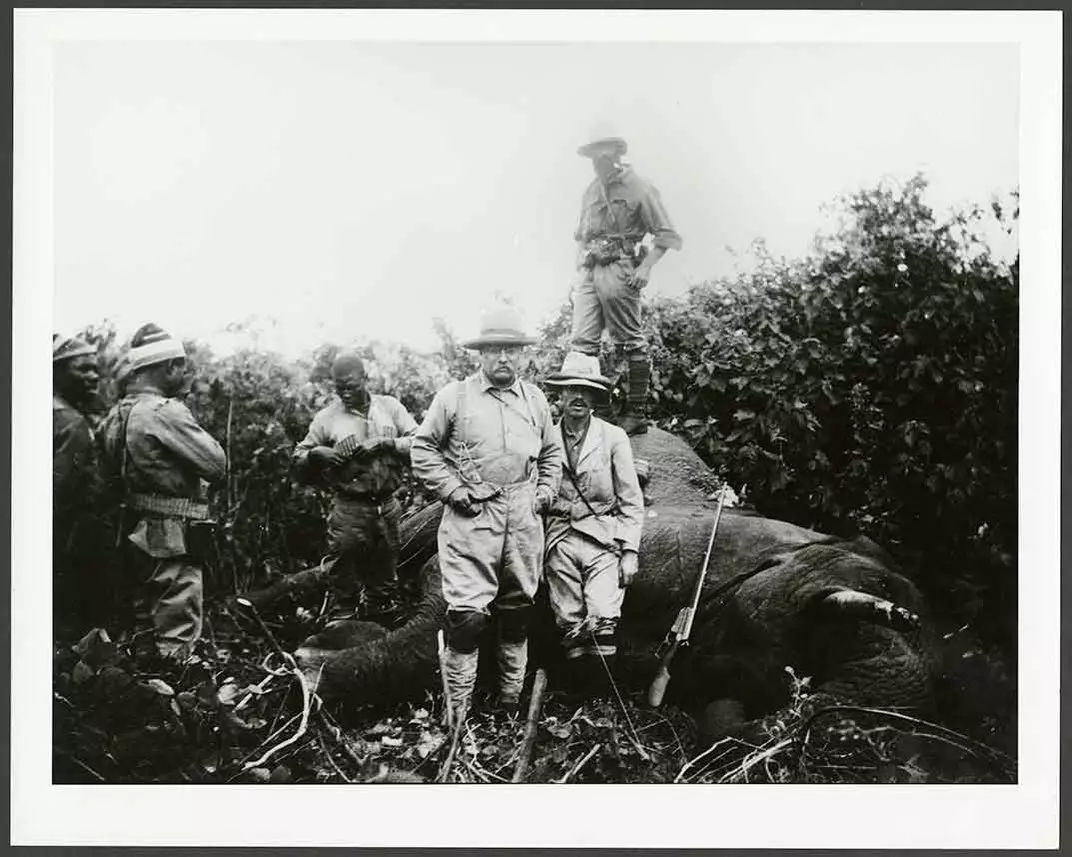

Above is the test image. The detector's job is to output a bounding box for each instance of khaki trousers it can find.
[133,554,204,657]
[545,531,623,657]
[438,481,543,616]
[570,259,646,355]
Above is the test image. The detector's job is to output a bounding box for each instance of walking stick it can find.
[437,630,454,731]
[511,668,549,783]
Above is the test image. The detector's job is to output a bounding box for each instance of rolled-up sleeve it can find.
[390,397,419,456]
[155,401,227,483]
[410,385,464,501]
[610,428,645,551]
[292,411,331,482]
[639,182,682,251]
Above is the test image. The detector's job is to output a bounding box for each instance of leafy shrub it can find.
[640,175,1018,641]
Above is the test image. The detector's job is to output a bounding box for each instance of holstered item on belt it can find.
[581,236,645,270]
[185,519,218,567]
[128,493,210,520]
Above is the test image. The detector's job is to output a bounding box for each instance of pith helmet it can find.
[578,122,628,158]
[461,305,537,350]
[124,322,187,375]
[545,351,613,392]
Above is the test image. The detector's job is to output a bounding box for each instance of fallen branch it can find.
[718,737,795,784]
[556,743,601,784]
[674,736,735,784]
[242,661,323,772]
[437,702,470,784]
[511,668,548,783]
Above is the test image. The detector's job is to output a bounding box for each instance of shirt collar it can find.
[477,371,522,396]
[562,414,591,441]
[335,392,372,415]
[126,378,167,397]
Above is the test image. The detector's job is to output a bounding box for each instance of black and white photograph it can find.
[13,7,1061,849]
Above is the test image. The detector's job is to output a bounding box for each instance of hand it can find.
[448,484,500,516]
[628,265,652,289]
[354,437,395,457]
[618,549,639,588]
[309,446,344,468]
[532,486,555,517]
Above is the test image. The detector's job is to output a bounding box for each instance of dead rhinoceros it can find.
[285,428,938,733]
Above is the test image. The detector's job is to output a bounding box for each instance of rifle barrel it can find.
[682,485,728,640]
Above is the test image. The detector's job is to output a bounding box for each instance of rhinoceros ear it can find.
[818,589,920,632]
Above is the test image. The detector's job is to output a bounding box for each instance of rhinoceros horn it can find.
[820,588,920,631]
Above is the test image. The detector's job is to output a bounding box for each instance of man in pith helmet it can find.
[571,125,682,435]
[98,323,226,659]
[411,305,563,721]
[543,351,644,697]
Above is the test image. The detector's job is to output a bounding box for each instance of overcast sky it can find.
[52,41,1019,355]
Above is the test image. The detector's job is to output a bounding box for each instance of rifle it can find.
[647,485,728,708]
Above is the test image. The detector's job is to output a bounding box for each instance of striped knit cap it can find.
[125,323,186,375]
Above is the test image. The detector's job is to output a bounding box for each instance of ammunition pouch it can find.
[582,236,645,270]
[129,493,211,520]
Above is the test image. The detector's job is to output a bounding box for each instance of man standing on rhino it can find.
[571,126,682,435]
[411,306,562,720]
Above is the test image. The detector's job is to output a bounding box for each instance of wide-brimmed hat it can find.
[124,322,186,375]
[577,123,628,158]
[52,334,97,364]
[461,306,537,350]
[545,351,613,392]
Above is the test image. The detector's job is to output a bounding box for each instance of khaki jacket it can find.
[546,416,644,554]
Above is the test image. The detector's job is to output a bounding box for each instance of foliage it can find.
[637,176,1017,642]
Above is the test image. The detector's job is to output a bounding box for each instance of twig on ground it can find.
[235,672,277,713]
[317,726,355,783]
[674,737,735,784]
[437,704,469,784]
[512,668,548,783]
[242,662,322,771]
[68,755,106,782]
[718,737,795,784]
[556,743,601,784]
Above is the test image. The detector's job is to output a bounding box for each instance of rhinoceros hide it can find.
[287,428,938,722]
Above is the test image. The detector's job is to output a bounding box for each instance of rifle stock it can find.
[647,639,680,708]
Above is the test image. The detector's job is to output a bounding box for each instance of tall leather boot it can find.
[496,637,529,713]
[443,647,479,724]
[619,355,651,436]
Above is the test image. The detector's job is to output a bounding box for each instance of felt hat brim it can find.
[545,374,613,392]
[461,333,537,350]
[577,136,628,158]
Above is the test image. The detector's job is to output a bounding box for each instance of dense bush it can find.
[641,176,1018,641]
[75,174,1017,643]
